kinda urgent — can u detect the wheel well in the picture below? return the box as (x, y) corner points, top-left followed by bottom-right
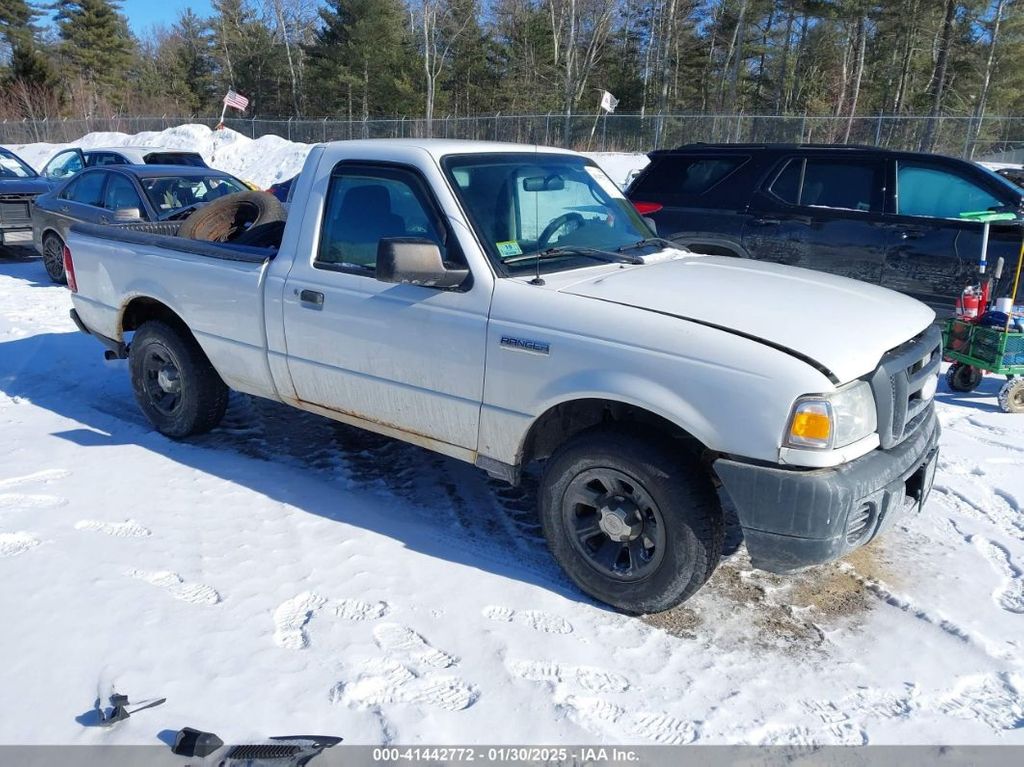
(681, 240), (746, 258)
(521, 398), (707, 467)
(120, 297), (192, 340)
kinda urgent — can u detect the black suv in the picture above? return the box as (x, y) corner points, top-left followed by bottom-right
(626, 144), (1024, 311)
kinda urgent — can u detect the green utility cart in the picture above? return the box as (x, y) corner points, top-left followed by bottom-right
(942, 211), (1024, 413)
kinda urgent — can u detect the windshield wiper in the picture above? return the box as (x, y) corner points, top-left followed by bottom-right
(504, 246), (643, 266)
(616, 237), (685, 253)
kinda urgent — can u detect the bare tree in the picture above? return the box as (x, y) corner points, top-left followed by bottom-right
(920, 0), (957, 151)
(843, 13), (868, 143)
(547, 0), (616, 143)
(969, 0), (1010, 157)
(417, 0), (472, 136)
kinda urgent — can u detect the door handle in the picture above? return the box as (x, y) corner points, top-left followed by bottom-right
(899, 228), (927, 240)
(299, 289), (324, 308)
(750, 217), (782, 226)
(60, 206), (70, 213)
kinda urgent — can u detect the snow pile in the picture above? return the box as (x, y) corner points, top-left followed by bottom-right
(3, 123), (649, 190)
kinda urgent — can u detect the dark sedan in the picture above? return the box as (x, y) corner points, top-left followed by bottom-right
(1, 146), (52, 248)
(32, 165), (247, 282)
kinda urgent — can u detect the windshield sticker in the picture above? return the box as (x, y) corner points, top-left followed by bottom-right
(584, 165), (626, 199)
(496, 240), (524, 257)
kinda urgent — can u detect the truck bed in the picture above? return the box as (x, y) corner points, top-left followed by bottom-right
(67, 221), (281, 401)
(71, 221), (278, 263)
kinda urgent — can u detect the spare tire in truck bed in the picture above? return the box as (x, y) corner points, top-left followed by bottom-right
(177, 191), (285, 243)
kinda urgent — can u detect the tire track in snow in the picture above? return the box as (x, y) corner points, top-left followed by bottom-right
(202, 394), (556, 582)
(839, 564), (1011, 662)
(972, 537), (1024, 614)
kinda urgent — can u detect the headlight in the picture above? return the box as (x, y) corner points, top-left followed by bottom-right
(785, 381), (877, 450)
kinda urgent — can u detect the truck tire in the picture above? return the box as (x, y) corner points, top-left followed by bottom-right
(946, 362), (983, 392)
(538, 427), (723, 614)
(42, 232), (67, 284)
(129, 321), (229, 438)
(177, 191), (285, 243)
(999, 378), (1024, 413)
(231, 219), (286, 248)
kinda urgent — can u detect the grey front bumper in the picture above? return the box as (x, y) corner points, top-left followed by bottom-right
(714, 409), (940, 572)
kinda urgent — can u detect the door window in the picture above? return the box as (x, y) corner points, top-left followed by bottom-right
(629, 155), (746, 198)
(61, 171), (106, 206)
(897, 163), (1004, 219)
(103, 174), (144, 212)
(88, 152), (128, 167)
(316, 167), (448, 273)
(44, 150), (84, 179)
(769, 158), (881, 212)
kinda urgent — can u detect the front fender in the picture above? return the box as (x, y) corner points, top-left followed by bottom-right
(532, 369), (719, 449)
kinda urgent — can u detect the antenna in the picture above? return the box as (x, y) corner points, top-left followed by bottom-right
(529, 146), (546, 285)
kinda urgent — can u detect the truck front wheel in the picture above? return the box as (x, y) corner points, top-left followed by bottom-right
(539, 428), (723, 614)
(129, 321), (229, 438)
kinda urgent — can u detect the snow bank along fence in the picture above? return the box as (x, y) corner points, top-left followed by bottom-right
(3, 113), (1024, 161)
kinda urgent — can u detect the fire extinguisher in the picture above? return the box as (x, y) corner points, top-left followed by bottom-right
(956, 285), (983, 319)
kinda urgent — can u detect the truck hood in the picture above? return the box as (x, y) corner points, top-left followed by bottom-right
(0, 178), (51, 196)
(559, 254), (935, 383)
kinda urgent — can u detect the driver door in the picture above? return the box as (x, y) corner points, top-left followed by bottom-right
(42, 148), (86, 182)
(281, 162), (490, 453)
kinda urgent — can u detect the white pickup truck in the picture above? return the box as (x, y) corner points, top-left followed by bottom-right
(65, 140), (941, 613)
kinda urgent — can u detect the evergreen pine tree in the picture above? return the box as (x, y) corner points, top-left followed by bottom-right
(55, 0), (135, 104)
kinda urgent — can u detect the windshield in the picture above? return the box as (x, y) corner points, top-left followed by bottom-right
(978, 163), (1024, 202)
(442, 153), (652, 275)
(140, 175), (245, 217)
(0, 149), (37, 179)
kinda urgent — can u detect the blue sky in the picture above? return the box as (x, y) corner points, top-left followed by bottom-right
(118, 0), (215, 33)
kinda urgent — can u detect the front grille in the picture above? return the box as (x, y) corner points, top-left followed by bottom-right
(0, 194), (35, 227)
(869, 325), (942, 449)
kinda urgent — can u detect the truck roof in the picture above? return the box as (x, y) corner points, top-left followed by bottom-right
(101, 164), (238, 179)
(83, 145), (202, 155)
(315, 138), (579, 160)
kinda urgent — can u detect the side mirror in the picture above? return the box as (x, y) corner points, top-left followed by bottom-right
(376, 238), (469, 289)
(643, 216), (658, 235)
(113, 207), (142, 221)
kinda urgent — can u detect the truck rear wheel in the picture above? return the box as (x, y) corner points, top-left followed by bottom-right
(538, 427), (723, 614)
(129, 321), (228, 438)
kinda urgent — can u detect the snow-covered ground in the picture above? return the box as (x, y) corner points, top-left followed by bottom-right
(0, 126), (1022, 747)
(2, 253), (1024, 747)
(3, 124), (649, 191)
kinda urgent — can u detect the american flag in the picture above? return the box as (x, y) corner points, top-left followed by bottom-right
(223, 89), (249, 111)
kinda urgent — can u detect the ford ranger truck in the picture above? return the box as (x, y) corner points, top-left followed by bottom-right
(63, 140), (941, 614)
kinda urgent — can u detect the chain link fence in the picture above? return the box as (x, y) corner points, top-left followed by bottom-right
(2, 113), (1023, 161)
